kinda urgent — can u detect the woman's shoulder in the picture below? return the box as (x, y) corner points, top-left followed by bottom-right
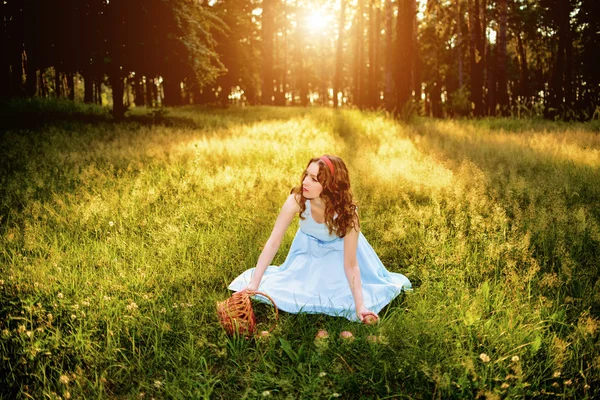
(282, 192), (302, 213)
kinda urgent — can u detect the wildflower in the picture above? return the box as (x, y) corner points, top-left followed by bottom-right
(57, 293), (64, 299)
(126, 302), (138, 311)
(70, 314), (76, 320)
(511, 355), (519, 362)
(552, 382), (559, 388)
(332, 393), (341, 398)
(153, 381), (162, 388)
(160, 307), (166, 314)
(17, 325), (26, 334)
(553, 371), (561, 378)
(564, 379), (572, 386)
(81, 300), (90, 307)
(26, 331), (32, 338)
(2, 329), (9, 337)
(64, 391), (71, 399)
(103, 295), (111, 301)
(47, 313), (53, 322)
(59, 375), (70, 385)
(479, 353), (491, 363)
(584, 384), (590, 390)
(340, 331), (354, 341)
(319, 372), (327, 377)
(0, 280), (4, 285)
(262, 390), (271, 397)
(501, 383), (510, 389)
(109, 221), (114, 227)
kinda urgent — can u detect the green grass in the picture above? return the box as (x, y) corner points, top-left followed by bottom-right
(1, 103), (599, 399)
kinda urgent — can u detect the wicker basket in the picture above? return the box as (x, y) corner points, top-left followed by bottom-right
(216, 290), (278, 337)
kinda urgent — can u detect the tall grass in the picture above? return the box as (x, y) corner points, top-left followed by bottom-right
(1, 104), (599, 399)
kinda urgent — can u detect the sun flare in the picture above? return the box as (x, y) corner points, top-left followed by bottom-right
(306, 11), (327, 32)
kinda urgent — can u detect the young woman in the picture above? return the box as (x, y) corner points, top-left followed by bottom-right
(228, 155), (411, 322)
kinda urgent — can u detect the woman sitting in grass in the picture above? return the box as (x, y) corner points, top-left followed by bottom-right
(229, 155), (411, 323)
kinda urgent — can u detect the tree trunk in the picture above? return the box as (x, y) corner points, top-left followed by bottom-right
(395, 0), (415, 109)
(548, 0), (568, 115)
(333, 0), (346, 108)
(384, 0), (394, 112)
(146, 77), (155, 107)
(0, 0), (8, 97)
(367, 1), (378, 109)
(468, 0), (484, 116)
(516, 32), (529, 103)
(134, 75), (144, 106)
(110, 67), (125, 120)
(486, 41), (496, 115)
(353, 0), (364, 108)
(67, 72), (75, 100)
(83, 68), (94, 103)
(261, 0), (274, 105)
(456, 0), (464, 88)
(54, 69), (62, 98)
(162, 77), (182, 106)
(564, 10), (574, 106)
(496, 0), (508, 113)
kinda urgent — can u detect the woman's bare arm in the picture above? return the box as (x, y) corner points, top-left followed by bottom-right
(245, 194), (299, 290)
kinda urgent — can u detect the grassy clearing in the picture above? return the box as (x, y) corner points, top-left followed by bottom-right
(1, 104), (599, 399)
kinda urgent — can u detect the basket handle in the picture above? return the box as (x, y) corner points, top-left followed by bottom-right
(245, 290), (279, 333)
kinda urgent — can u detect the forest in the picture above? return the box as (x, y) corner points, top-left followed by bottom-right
(1, 0), (598, 120)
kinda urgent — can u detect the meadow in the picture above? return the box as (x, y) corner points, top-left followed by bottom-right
(1, 101), (599, 399)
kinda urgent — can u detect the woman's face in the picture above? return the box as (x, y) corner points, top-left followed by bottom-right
(302, 162), (324, 199)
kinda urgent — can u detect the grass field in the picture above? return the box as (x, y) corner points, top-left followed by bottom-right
(1, 102), (599, 399)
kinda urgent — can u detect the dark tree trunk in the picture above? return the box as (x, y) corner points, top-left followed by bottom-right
(548, 1), (568, 115)
(24, 52), (37, 97)
(40, 70), (48, 97)
(564, 13), (574, 106)
(395, 0), (415, 109)
(486, 41), (496, 115)
(516, 32), (529, 102)
(162, 77), (182, 106)
(0, 0), (8, 97)
(384, 0), (395, 112)
(146, 77), (155, 107)
(468, 0), (484, 116)
(67, 72), (75, 100)
(353, 0), (364, 108)
(83, 69), (94, 103)
(110, 67), (125, 120)
(496, 0), (508, 113)
(333, 0), (346, 108)
(134, 75), (144, 106)
(261, 0), (274, 105)
(54, 69), (62, 98)
(456, 0), (464, 88)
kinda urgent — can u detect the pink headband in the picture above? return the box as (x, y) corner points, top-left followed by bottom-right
(320, 155), (335, 174)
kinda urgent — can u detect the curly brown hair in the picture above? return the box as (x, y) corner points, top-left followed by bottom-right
(291, 155), (359, 238)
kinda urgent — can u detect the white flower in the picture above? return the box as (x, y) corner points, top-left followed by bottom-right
(511, 355), (519, 362)
(126, 302), (138, 311)
(262, 390), (271, 397)
(153, 381), (162, 388)
(479, 353), (490, 363)
(109, 221), (114, 227)
(319, 372), (327, 377)
(57, 293), (64, 299)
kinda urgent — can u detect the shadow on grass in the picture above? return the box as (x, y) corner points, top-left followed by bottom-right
(409, 121), (600, 314)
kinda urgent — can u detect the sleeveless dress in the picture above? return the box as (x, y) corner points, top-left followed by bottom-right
(228, 200), (412, 321)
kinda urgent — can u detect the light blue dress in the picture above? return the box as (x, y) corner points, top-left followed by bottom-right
(228, 200), (412, 321)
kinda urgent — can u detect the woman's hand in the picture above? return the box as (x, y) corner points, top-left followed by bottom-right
(356, 306), (379, 323)
(238, 282), (259, 293)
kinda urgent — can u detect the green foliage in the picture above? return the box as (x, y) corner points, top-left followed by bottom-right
(1, 106), (599, 398)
